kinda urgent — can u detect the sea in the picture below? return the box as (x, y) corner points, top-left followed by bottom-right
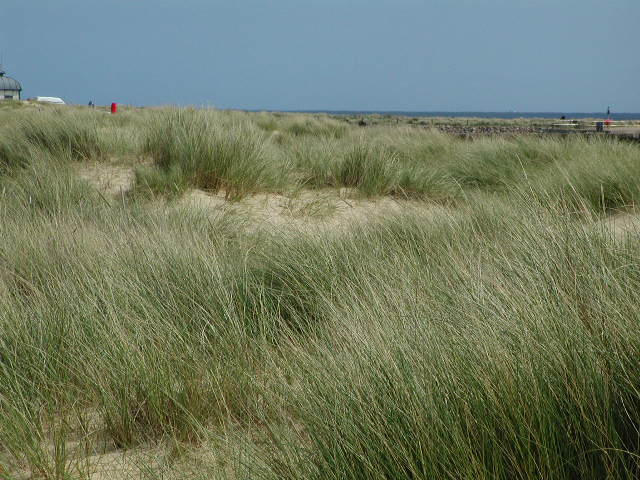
(287, 111), (640, 121)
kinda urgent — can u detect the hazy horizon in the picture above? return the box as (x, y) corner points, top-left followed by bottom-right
(2, 0), (638, 112)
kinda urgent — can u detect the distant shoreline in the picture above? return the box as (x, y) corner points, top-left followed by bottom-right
(263, 110), (640, 121)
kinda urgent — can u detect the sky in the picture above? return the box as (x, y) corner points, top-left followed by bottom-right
(1, 0), (638, 112)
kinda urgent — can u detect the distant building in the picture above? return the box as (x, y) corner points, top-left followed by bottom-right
(0, 66), (22, 100)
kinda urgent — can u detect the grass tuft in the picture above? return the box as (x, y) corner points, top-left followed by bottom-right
(143, 109), (288, 200)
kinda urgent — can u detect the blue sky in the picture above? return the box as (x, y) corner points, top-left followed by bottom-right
(1, 0), (638, 111)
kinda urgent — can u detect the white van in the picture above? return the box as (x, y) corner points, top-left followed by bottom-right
(31, 96), (66, 105)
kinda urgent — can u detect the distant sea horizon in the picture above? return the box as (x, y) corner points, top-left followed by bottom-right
(269, 110), (640, 121)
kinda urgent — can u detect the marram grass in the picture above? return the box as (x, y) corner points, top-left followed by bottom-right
(0, 105), (639, 478)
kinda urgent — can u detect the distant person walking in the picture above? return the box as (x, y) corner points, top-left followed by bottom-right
(605, 106), (612, 127)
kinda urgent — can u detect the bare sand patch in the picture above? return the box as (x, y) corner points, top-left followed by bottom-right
(78, 162), (136, 196)
(182, 189), (228, 210)
(180, 188), (436, 232)
(603, 211), (640, 237)
(85, 447), (168, 480)
(76, 164), (444, 230)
